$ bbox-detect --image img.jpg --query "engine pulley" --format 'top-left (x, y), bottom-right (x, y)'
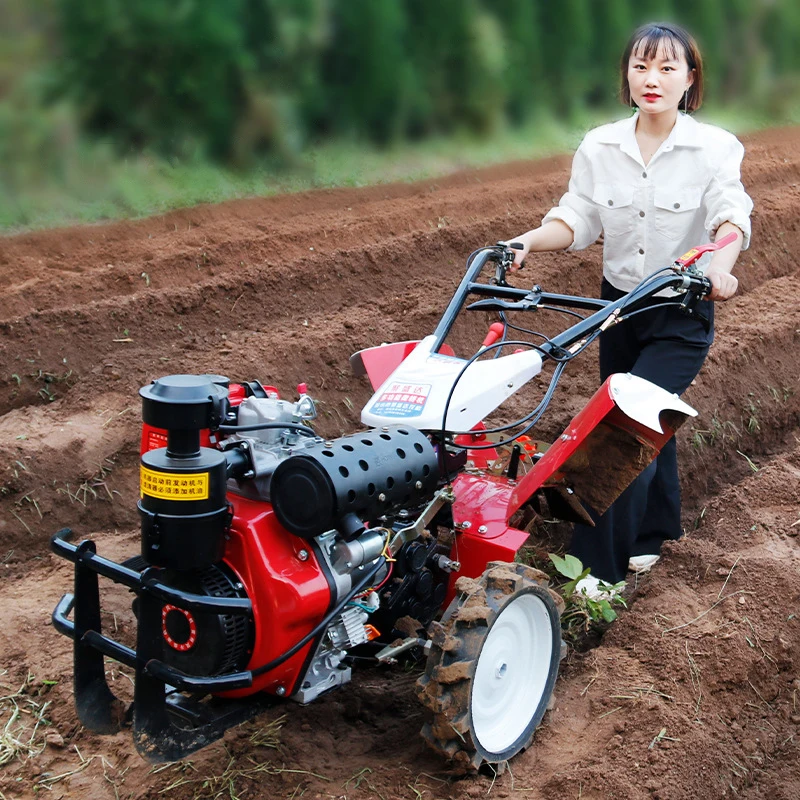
top-left (270, 426), bottom-right (439, 539)
top-left (156, 563), bottom-right (253, 677)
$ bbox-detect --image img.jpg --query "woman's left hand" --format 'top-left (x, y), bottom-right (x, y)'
top-left (704, 266), bottom-right (739, 301)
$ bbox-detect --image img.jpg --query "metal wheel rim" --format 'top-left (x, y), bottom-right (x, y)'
top-left (470, 591), bottom-right (554, 755)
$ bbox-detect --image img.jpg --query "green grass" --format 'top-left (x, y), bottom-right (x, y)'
top-left (1, 104), bottom-right (795, 234)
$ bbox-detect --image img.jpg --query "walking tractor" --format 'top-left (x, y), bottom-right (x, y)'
top-left (51, 235), bottom-right (736, 769)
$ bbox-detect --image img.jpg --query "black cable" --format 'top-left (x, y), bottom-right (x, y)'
top-left (491, 313), bottom-right (510, 359)
top-left (437, 340), bottom-right (554, 461)
top-left (218, 421), bottom-right (317, 436)
top-left (438, 340), bottom-right (547, 484)
top-left (443, 320), bottom-right (605, 456)
top-left (446, 328), bottom-right (602, 436)
top-left (503, 320), bottom-right (551, 340)
top-left (250, 557), bottom-right (385, 678)
top-left (464, 245), bottom-right (497, 271)
top-left (445, 360), bottom-right (570, 457)
top-left (435, 247), bottom-right (616, 478)
top-left (437, 265), bottom-right (693, 472)
top-left (449, 338), bottom-right (601, 452)
top-left (537, 304), bottom-right (587, 320)
top-left (616, 267), bottom-right (677, 311)
top-left (493, 304), bottom-right (586, 357)
top-left (437, 353), bottom-right (563, 485)
top-left (617, 300), bottom-right (688, 323)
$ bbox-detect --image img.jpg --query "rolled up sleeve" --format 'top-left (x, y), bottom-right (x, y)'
top-left (704, 138), bottom-right (753, 250)
top-left (541, 143), bottom-right (602, 251)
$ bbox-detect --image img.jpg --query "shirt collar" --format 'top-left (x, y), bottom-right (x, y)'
top-left (597, 111), bottom-right (702, 155)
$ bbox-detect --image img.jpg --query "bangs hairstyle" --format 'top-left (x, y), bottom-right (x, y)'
top-left (620, 22), bottom-right (703, 112)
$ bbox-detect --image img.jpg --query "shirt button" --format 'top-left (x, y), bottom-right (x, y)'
top-left (642, 171), bottom-right (648, 178)
top-left (674, 202), bottom-right (681, 209)
top-left (638, 248), bottom-right (645, 255)
top-left (608, 199), bottom-right (614, 206)
top-left (639, 210), bottom-right (645, 217)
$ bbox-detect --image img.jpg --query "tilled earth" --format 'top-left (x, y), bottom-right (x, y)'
top-left (0, 127), bottom-right (798, 800)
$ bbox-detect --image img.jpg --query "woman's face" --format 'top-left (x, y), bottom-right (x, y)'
top-left (627, 39), bottom-right (694, 116)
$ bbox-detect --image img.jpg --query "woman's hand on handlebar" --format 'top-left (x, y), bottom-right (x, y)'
top-left (703, 265), bottom-right (739, 301)
top-left (504, 240), bottom-right (529, 272)
top-left (503, 221), bottom-right (575, 272)
top-left (702, 224), bottom-right (744, 301)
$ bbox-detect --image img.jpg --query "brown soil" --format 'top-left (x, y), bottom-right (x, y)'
top-left (1, 126), bottom-right (799, 800)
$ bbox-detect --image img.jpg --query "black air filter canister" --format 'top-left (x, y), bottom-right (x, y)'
top-left (270, 426), bottom-right (439, 540)
top-left (138, 375), bottom-right (230, 570)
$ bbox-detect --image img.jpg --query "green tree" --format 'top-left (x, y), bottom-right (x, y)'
top-left (234, 0), bottom-right (329, 160)
top-left (633, 0), bottom-right (675, 25)
top-left (763, 0), bottom-right (800, 74)
top-left (719, 0), bottom-right (767, 103)
top-left (59, 0), bottom-right (247, 157)
top-left (320, 0), bottom-right (411, 143)
top-left (486, 0), bottom-right (546, 123)
top-left (402, 0), bottom-right (483, 135)
top-left (459, 4), bottom-right (508, 133)
top-left (538, 0), bottom-right (593, 117)
top-left (590, 0), bottom-right (634, 107)
top-left (671, 0), bottom-right (725, 99)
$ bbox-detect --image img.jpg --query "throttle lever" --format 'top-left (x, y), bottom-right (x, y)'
top-left (466, 291), bottom-right (542, 313)
top-left (674, 231), bottom-right (738, 269)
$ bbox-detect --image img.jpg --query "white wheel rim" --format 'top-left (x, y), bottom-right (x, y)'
top-left (471, 592), bottom-right (554, 755)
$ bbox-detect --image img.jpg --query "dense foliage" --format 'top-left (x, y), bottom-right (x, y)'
top-left (50, 0), bottom-right (800, 159)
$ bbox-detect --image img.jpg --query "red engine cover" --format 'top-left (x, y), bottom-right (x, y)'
top-left (217, 494), bottom-right (332, 699)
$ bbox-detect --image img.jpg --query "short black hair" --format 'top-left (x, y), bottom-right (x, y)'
top-left (621, 22), bottom-right (704, 112)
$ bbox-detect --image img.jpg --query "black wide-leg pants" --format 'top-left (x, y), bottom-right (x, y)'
top-left (568, 279), bottom-right (715, 584)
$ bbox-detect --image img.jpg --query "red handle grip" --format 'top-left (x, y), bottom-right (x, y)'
top-left (675, 231), bottom-right (740, 268)
top-left (481, 322), bottom-right (506, 348)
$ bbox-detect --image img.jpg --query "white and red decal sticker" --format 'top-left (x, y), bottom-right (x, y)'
top-left (370, 382), bottom-right (431, 418)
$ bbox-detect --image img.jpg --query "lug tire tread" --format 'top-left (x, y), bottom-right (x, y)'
top-left (416, 561), bottom-right (562, 772)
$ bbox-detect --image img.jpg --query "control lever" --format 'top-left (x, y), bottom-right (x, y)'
top-left (467, 291), bottom-right (542, 313)
top-left (674, 231), bottom-right (738, 269)
top-left (493, 241), bottom-right (525, 286)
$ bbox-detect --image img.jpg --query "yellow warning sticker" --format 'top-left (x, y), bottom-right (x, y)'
top-left (140, 467), bottom-right (209, 500)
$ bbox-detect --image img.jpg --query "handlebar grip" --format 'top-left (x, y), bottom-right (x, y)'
top-left (481, 322), bottom-right (506, 348)
top-left (676, 231), bottom-right (741, 268)
top-left (713, 231), bottom-right (739, 250)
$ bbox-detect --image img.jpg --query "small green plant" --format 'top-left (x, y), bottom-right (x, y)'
top-left (744, 394), bottom-right (761, 433)
top-left (767, 384), bottom-right (792, 403)
top-left (56, 458), bottom-right (119, 505)
top-left (0, 670), bottom-right (53, 766)
top-left (27, 368), bottom-right (75, 403)
top-left (690, 414), bottom-right (740, 448)
top-left (549, 553), bottom-right (627, 641)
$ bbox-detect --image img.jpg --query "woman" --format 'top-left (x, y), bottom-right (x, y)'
top-left (507, 22), bottom-right (752, 597)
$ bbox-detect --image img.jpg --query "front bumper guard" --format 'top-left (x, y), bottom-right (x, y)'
top-left (50, 528), bottom-right (269, 762)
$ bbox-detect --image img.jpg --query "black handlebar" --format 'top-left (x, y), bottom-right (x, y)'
top-left (433, 246), bottom-right (711, 359)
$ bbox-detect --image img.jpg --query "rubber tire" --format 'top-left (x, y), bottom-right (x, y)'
top-left (416, 561), bottom-right (563, 772)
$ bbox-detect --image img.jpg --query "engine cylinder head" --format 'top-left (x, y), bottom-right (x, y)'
top-left (270, 426), bottom-right (439, 539)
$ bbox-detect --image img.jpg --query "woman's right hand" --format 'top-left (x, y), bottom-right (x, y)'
top-left (505, 240), bottom-right (529, 271)
top-left (503, 221), bottom-right (575, 271)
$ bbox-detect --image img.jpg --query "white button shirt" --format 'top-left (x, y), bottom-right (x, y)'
top-left (542, 112), bottom-right (753, 292)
